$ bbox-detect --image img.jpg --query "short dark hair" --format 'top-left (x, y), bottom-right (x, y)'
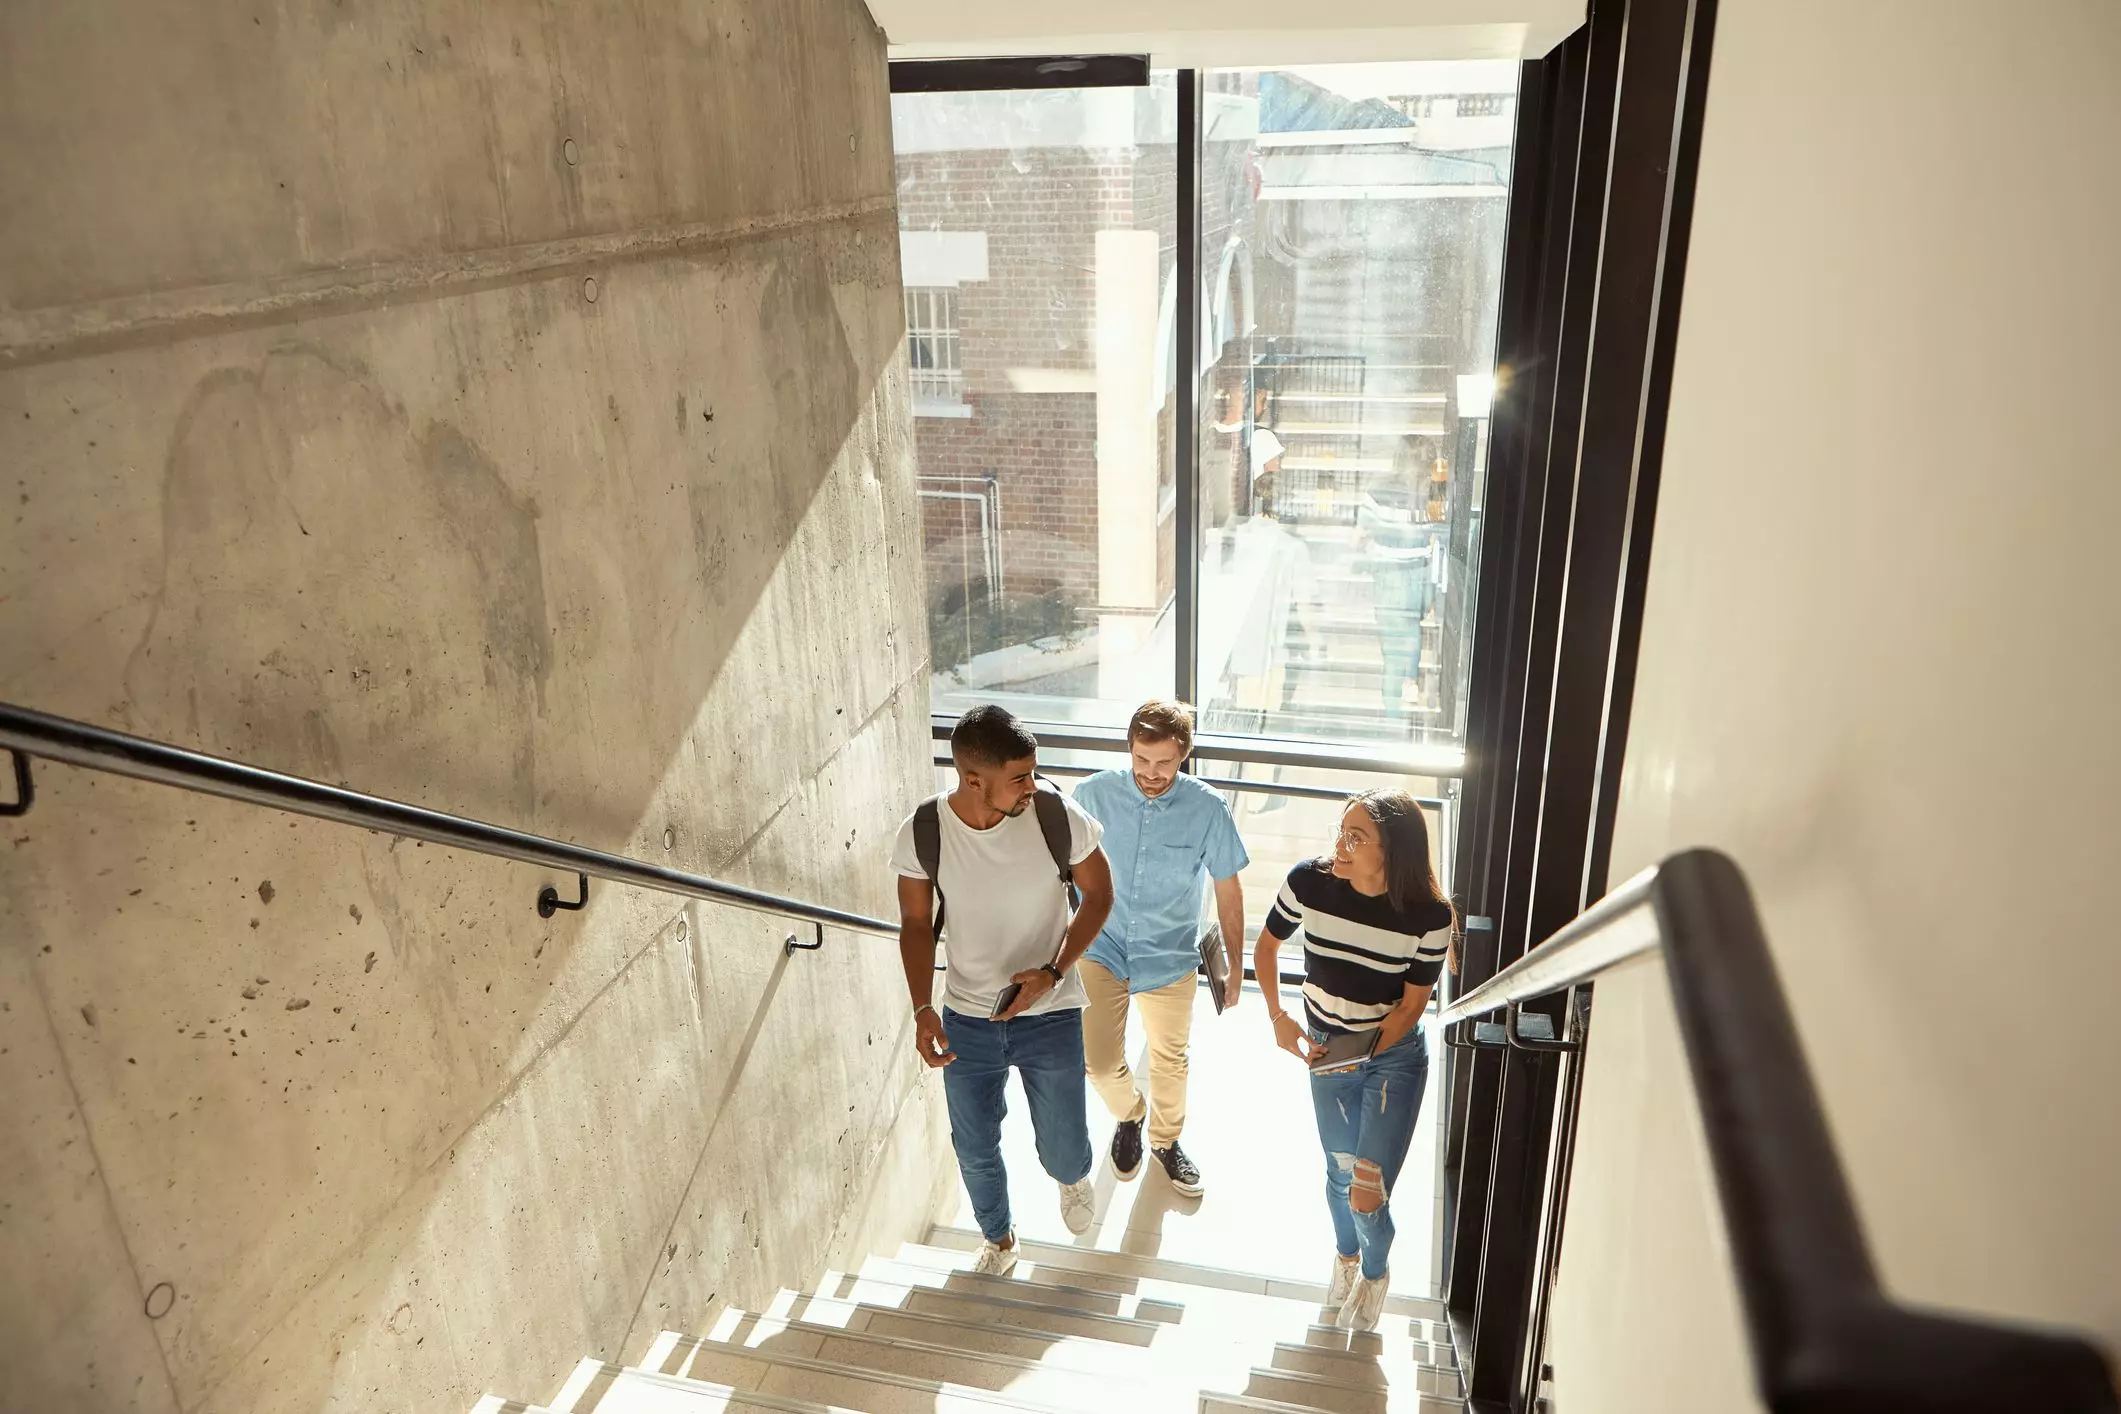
top-left (949, 704), bottom-right (1038, 770)
top-left (1128, 699), bottom-right (1195, 757)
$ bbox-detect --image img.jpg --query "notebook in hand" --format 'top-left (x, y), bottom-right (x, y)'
top-left (1198, 921), bottom-right (1231, 1014)
top-left (1307, 1027), bottom-right (1379, 1074)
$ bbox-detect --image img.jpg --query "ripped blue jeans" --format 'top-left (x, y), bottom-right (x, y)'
top-left (1309, 1022), bottom-right (1430, 1280)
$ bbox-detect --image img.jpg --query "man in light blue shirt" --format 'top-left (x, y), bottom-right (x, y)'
top-left (1072, 700), bottom-right (1250, 1197)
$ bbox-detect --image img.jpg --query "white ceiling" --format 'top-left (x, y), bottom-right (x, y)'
top-left (864, 0), bottom-right (1585, 67)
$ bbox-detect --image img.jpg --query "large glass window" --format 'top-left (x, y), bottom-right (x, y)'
top-left (1196, 64), bottom-right (1516, 751)
top-left (893, 79), bottom-right (1179, 729)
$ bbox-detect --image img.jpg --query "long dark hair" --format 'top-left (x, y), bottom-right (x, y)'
top-left (1353, 789), bottom-right (1452, 915)
top-left (1321, 789), bottom-right (1461, 965)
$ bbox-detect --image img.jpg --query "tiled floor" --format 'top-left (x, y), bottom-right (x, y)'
top-left (947, 981), bottom-right (1445, 1298)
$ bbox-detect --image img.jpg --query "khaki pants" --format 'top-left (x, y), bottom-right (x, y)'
top-left (1080, 958), bottom-right (1195, 1148)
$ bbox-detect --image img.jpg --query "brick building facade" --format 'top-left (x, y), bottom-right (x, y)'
top-left (894, 84), bottom-right (1247, 675)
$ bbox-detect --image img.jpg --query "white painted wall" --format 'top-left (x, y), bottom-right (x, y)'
top-left (1545, 1), bottom-right (2121, 1409)
top-left (865, 0), bottom-right (1582, 65)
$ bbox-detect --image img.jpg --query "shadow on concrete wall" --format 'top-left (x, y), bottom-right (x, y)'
top-left (0, 212), bottom-right (932, 1412)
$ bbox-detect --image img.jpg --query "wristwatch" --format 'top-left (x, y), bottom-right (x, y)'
top-left (1039, 963), bottom-right (1064, 985)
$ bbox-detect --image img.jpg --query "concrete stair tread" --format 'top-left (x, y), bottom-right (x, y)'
top-left (622, 1336), bottom-right (1180, 1414)
top-left (678, 1312), bottom-right (1211, 1381)
top-left (1200, 1387), bottom-right (1460, 1414)
top-left (853, 1255), bottom-right (1185, 1321)
top-left (797, 1276), bottom-right (1169, 1343)
top-left (779, 1287), bottom-right (1421, 1366)
top-left (677, 1308), bottom-right (1454, 1395)
top-left (915, 1232), bottom-right (1448, 1322)
top-left (650, 1326), bottom-right (1264, 1412)
top-left (879, 1248), bottom-right (1445, 1359)
top-left (1269, 1341), bottom-right (1458, 1385)
top-left (643, 1327), bottom-right (1453, 1414)
top-left (1244, 1358), bottom-right (1463, 1408)
top-left (763, 1294), bottom-right (1161, 1356)
top-left (1279, 1334), bottom-right (1458, 1374)
top-left (537, 1358), bottom-right (853, 1414)
top-left (483, 1232), bottom-right (1464, 1414)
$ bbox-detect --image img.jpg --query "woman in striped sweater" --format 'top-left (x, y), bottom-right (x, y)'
top-left (1254, 789), bottom-right (1456, 1333)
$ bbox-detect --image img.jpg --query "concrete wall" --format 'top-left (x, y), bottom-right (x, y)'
top-left (1545, 2), bottom-right (2121, 1409)
top-left (0, 3), bottom-right (952, 1412)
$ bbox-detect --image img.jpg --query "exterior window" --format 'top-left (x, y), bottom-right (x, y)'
top-left (904, 287), bottom-right (964, 412)
top-left (1197, 64), bottom-right (1516, 754)
top-left (891, 63), bottom-right (1514, 761)
top-left (893, 78), bottom-right (1179, 728)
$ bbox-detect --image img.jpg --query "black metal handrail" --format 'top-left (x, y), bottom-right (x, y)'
top-left (931, 714), bottom-right (1468, 780)
top-left (0, 702), bottom-right (897, 945)
top-left (1441, 848), bottom-right (2117, 1412)
top-left (933, 753), bottom-right (1450, 809)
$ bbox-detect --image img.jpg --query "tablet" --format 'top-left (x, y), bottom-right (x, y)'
top-left (1308, 1027), bottom-right (1379, 1074)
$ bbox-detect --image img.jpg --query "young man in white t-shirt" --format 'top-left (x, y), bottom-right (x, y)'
top-left (892, 705), bottom-right (1115, 1275)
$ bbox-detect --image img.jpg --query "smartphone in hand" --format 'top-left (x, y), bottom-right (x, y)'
top-left (991, 982), bottom-right (1024, 1018)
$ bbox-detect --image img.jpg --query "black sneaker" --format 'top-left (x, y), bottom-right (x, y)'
top-left (1152, 1142), bottom-right (1203, 1197)
top-left (1111, 1118), bottom-right (1144, 1181)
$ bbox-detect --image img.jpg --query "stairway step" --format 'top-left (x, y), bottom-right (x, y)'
top-left (780, 1287), bottom-right (1415, 1371)
top-left (647, 1329), bottom-right (1452, 1414)
top-left (854, 1255), bottom-right (1185, 1322)
top-left (541, 1358), bottom-right (851, 1413)
top-left (629, 1337), bottom-right (1152, 1414)
top-left (1281, 1331), bottom-right (1450, 1373)
top-left (918, 1231), bottom-right (1448, 1323)
top-left (1201, 1389), bottom-right (1460, 1414)
top-left (1255, 1351), bottom-right (1463, 1402)
top-left (883, 1253), bottom-right (1148, 1299)
top-left (890, 1244), bottom-right (1415, 1352)
top-left (792, 1281), bottom-right (1166, 1346)
top-left (676, 1306), bottom-right (1455, 1400)
top-left (775, 1295), bottom-right (1160, 1357)
top-left (649, 1323), bottom-right (1257, 1413)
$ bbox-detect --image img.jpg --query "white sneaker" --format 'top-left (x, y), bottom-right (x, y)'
top-left (1326, 1254), bottom-right (1360, 1310)
top-left (971, 1233), bottom-right (1019, 1276)
top-left (1059, 1177), bottom-right (1096, 1235)
top-left (1337, 1270), bottom-right (1388, 1333)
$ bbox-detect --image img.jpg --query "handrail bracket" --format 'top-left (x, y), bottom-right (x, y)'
top-left (537, 872), bottom-right (589, 919)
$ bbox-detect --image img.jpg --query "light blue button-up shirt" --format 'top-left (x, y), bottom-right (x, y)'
top-left (1073, 770), bottom-right (1251, 993)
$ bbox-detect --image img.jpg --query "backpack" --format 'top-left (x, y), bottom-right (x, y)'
top-left (912, 779), bottom-right (1079, 939)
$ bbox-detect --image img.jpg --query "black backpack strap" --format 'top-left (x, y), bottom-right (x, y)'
top-left (912, 798), bottom-right (946, 937)
top-left (1031, 782), bottom-right (1080, 910)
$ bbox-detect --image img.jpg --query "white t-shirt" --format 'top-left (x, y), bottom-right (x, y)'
top-left (1251, 427), bottom-right (1286, 476)
top-left (891, 791), bottom-right (1104, 1018)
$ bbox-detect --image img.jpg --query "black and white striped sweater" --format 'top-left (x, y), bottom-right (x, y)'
top-left (1264, 863), bottom-right (1454, 1035)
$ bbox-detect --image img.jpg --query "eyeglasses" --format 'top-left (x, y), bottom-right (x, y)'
top-left (1334, 828), bottom-right (1374, 851)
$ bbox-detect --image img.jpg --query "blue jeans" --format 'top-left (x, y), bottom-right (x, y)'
top-left (941, 1007), bottom-right (1095, 1244)
top-left (1310, 1022), bottom-right (1430, 1279)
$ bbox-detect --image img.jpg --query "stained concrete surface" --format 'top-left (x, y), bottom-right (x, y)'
top-left (0, 2), bottom-right (945, 1412)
